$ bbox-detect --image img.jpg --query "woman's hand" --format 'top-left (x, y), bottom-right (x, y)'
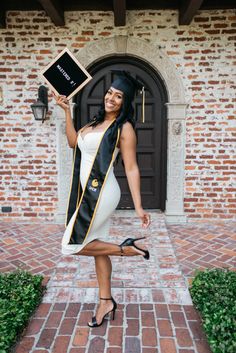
top-left (136, 207), bottom-right (151, 229)
top-left (52, 92), bottom-right (70, 112)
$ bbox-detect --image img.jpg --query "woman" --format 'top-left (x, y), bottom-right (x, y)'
top-left (53, 71), bottom-right (151, 328)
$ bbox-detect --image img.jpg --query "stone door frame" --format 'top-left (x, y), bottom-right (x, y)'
top-left (55, 36), bottom-right (188, 223)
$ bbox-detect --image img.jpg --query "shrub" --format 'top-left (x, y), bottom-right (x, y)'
top-left (190, 268), bottom-right (236, 353)
top-left (0, 270), bottom-right (44, 353)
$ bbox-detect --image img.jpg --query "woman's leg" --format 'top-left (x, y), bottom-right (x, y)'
top-left (77, 239), bottom-right (145, 257)
top-left (95, 255), bottom-right (112, 298)
top-left (87, 255), bottom-right (114, 326)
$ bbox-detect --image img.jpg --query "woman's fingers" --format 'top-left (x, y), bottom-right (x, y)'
top-left (52, 92), bottom-right (67, 103)
top-left (142, 213), bottom-right (151, 228)
top-left (136, 208), bottom-right (151, 229)
top-left (52, 93), bottom-right (69, 110)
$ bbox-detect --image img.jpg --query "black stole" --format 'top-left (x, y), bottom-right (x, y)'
top-left (65, 119), bottom-right (120, 244)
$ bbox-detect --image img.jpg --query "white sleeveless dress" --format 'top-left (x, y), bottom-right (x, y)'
top-left (61, 131), bottom-right (121, 255)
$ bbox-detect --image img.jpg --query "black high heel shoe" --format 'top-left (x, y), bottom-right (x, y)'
top-left (87, 297), bottom-right (117, 328)
top-left (119, 237), bottom-right (150, 260)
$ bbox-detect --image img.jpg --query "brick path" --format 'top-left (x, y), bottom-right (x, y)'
top-left (2, 212), bottom-right (235, 353)
top-left (0, 223), bottom-right (62, 276)
top-left (168, 221), bottom-right (236, 283)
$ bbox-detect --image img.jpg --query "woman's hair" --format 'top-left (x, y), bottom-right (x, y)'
top-left (89, 90), bottom-right (136, 129)
top-left (89, 90), bottom-right (136, 165)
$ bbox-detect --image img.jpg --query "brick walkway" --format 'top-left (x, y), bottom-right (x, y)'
top-left (168, 221), bottom-right (236, 283)
top-left (2, 212), bottom-right (235, 353)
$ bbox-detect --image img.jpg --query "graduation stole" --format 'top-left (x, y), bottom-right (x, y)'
top-left (65, 119), bottom-right (120, 245)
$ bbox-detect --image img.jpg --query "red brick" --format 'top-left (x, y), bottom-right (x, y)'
top-left (179, 350), bottom-right (195, 353)
top-left (141, 304), bottom-right (153, 310)
top-left (183, 305), bottom-right (200, 320)
top-left (168, 304), bottom-right (181, 311)
top-left (176, 328), bottom-right (193, 347)
top-left (88, 337), bottom-right (105, 353)
top-left (25, 318), bottom-right (45, 335)
top-left (35, 303), bottom-right (51, 317)
top-left (36, 329), bottom-right (57, 349)
top-left (155, 304), bottom-right (170, 319)
top-left (53, 303), bottom-right (67, 311)
top-left (106, 348), bottom-right (122, 353)
top-left (65, 303), bottom-right (81, 317)
top-left (126, 318), bottom-right (139, 336)
top-left (141, 311), bottom-right (155, 327)
top-left (52, 336), bottom-right (70, 353)
top-left (188, 321), bottom-right (206, 339)
top-left (142, 328), bottom-right (157, 347)
top-left (73, 327), bottom-right (90, 346)
top-left (143, 349), bottom-right (158, 353)
top-left (82, 303), bottom-right (95, 310)
top-left (15, 337), bottom-right (35, 353)
top-left (45, 311), bottom-right (63, 328)
top-left (157, 319), bottom-right (173, 337)
top-left (111, 309), bottom-right (124, 326)
top-left (91, 319), bottom-right (108, 336)
top-left (70, 349), bottom-right (86, 353)
top-left (77, 311), bottom-right (93, 326)
top-left (126, 304), bottom-right (139, 318)
top-left (195, 340), bottom-right (212, 353)
top-left (125, 337), bottom-right (141, 353)
top-left (59, 318), bottom-right (77, 334)
top-left (160, 338), bottom-right (177, 353)
top-left (108, 326), bottom-right (123, 346)
top-left (171, 312), bottom-right (187, 327)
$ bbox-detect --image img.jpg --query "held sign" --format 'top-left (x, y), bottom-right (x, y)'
top-left (40, 47), bottom-right (92, 100)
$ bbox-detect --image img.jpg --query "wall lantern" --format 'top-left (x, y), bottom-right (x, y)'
top-left (31, 85), bottom-right (48, 123)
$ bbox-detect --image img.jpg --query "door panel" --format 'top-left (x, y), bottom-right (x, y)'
top-left (74, 56), bottom-right (167, 210)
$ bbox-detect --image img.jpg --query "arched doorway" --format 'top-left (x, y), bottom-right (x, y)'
top-left (73, 56), bottom-right (168, 210)
top-left (55, 36), bottom-right (187, 223)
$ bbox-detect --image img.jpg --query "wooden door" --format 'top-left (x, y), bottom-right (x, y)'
top-left (74, 56), bottom-right (167, 210)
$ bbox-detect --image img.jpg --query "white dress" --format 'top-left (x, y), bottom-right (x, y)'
top-left (61, 131), bottom-right (121, 255)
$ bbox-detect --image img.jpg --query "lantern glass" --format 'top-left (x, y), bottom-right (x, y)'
top-left (31, 100), bottom-right (47, 122)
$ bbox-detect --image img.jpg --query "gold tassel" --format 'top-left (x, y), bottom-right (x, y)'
top-left (141, 87), bottom-right (145, 123)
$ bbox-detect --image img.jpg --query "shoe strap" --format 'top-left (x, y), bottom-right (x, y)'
top-left (119, 245), bottom-right (124, 256)
top-left (100, 297), bottom-right (112, 300)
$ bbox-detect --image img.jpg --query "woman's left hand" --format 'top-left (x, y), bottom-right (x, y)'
top-left (136, 208), bottom-right (151, 229)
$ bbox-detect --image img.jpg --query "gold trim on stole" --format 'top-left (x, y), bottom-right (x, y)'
top-left (64, 132), bottom-right (80, 227)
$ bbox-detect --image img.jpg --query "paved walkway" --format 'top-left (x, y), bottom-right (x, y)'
top-left (1, 212), bottom-right (235, 353)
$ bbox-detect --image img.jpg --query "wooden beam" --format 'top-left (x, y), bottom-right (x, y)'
top-left (113, 0), bottom-right (126, 27)
top-left (38, 0), bottom-right (65, 26)
top-left (179, 0), bottom-right (204, 25)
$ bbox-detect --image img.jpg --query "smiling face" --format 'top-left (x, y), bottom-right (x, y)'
top-left (104, 87), bottom-right (123, 116)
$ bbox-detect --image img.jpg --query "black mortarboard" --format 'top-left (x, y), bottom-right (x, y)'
top-left (111, 70), bottom-right (146, 123)
top-left (111, 70), bottom-right (143, 100)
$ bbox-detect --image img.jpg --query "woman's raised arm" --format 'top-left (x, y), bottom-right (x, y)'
top-left (52, 93), bottom-right (78, 148)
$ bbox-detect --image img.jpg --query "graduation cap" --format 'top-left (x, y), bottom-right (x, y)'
top-left (111, 70), bottom-right (146, 123)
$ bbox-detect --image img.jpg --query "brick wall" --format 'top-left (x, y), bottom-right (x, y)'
top-left (0, 10), bottom-right (235, 221)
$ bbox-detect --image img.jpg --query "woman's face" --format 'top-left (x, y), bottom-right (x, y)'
top-left (104, 87), bottom-right (123, 115)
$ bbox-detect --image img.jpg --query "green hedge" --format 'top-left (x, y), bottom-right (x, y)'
top-left (0, 270), bottom-right (44, 353)
top-left (190, 268), bottom-right (236, 353)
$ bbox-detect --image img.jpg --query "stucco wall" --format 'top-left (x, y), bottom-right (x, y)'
top-left (0, 9), bottom-right (235, 221)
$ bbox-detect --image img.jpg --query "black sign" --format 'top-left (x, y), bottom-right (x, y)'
top-left (40, 47), bottom-right (92, 99)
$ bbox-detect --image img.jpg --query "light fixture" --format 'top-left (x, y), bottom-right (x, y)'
top-left (31, 85), bottom-right (48, 123)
